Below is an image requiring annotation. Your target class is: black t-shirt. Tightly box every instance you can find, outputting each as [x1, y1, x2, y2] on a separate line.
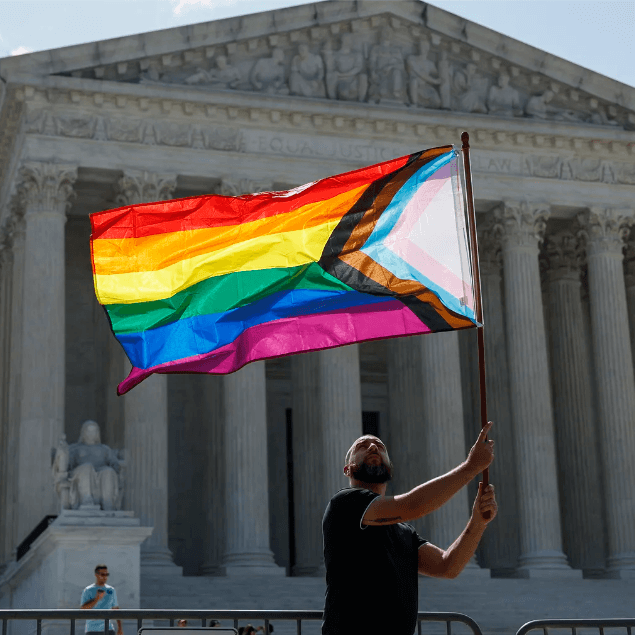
[322, 487, 427, 635]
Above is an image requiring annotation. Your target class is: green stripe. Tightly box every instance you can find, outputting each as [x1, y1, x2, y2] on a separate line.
[106, 262, 354, 334]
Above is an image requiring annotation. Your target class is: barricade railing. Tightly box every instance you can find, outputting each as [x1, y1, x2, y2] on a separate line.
[516, 619, 635, 635]
[0, 609, 483, 635]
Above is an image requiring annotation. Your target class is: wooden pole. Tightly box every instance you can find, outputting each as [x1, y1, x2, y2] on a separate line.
[460, 131, 490, 493]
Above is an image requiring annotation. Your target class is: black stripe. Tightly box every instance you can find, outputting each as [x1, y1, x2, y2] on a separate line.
[322, 258, 454, 332]
[319, 151, 424, 269]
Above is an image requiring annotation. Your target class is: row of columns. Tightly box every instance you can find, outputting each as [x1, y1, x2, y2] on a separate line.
[1, 159, 634, 579]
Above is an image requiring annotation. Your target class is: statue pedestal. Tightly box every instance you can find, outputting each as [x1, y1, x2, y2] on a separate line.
[0, 510, 152, 635]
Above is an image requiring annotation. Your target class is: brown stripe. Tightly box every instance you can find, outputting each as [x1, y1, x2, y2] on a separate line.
[339, 251, 473, 329]
[340, 146, 453, 256]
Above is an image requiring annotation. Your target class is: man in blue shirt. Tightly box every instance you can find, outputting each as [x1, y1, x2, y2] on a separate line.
[80, 565, 123, 635]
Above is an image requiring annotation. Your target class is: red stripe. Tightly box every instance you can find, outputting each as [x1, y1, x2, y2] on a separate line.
[90, 154, 412, 240]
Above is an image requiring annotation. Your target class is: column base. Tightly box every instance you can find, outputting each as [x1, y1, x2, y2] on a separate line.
[291, 564, 326, 577]
[517, 550, 581, 578]
[141, 546, 182, 576]
[200, 563, 227, 576]
[223, 551, 285, 576]
[605, 553, 635, 579]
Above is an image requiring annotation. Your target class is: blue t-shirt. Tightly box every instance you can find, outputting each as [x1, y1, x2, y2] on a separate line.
[80, 584, 119, 632]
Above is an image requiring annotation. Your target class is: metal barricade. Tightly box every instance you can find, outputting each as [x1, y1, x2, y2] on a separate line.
[0, 609, 483, 635]
[516, 618, 635, 635]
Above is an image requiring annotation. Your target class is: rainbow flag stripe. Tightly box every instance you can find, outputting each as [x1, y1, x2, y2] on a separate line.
[90, 146, 478, 395]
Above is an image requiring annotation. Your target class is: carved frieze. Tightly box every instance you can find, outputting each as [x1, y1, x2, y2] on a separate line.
[54, 15, 634, 130]
[24, 109, 245, 153]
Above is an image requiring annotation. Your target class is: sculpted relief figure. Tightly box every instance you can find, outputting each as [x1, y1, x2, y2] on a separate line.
[323, 34, 367, 102]
[184, 55, 242, 89]
[250, 48, 289, 95]
[289, 43, 326, 97]
[525, 90, 582, 122]
[454, 63, 488, 114]
[52, 420, 123, 511]
[437, 51, 453, 109]
[487, 73, 523, 117]
[406, 40, 441, 109]
[368, 31, 406, 103]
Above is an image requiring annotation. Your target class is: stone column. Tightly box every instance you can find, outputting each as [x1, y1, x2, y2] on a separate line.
[291, 346, 363, 575]
[0, 231, 12, 570]
[543, 231, 605, 573]
[579, 208, 635, 578]
[222, 362, 283, 575]
[476, 222, 520, 573]
[419, 332, 480, 567]
[116, 170, 180, 572]
[495, 201, 576, 576]
[15, 162, 77, 544]
[5, 211, 26, 564]
[624, 239, 635, 372]
[200, 375, 226, 575]
[387, 332, 481, 571]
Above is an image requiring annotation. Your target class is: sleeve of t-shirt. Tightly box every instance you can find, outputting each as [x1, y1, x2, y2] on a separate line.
[412, 526, 428, 550]
[328, 488, 380, 533]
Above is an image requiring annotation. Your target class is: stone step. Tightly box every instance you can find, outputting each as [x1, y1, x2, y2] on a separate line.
[141, 574, 635, 635]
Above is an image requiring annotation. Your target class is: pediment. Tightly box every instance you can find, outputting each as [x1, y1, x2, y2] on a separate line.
[1, 1, 634, 130]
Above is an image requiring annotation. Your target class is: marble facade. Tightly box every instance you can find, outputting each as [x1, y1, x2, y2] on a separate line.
[0, 0, 634, 585]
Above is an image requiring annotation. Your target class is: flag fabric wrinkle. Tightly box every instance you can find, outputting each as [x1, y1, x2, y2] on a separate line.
[90, 145, 478, 395]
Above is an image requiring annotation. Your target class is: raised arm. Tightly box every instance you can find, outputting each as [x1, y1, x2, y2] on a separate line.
[417, 483, 497, 578]
[363, 422, 494, 526]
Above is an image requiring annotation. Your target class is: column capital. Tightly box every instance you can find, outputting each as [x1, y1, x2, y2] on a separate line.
[219, 178, 274, 197]
[493, 201, 551, 251]
[17, 161, 78, 216]
[542, 231, 583, 283]
[114, 170, 177, 206]
[577, 207, 634, 258]
[624, 239, 635, 289]
[476, 219, 502, 274]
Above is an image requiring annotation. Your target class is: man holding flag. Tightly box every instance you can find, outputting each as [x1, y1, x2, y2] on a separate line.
[322, 422, 496, 635]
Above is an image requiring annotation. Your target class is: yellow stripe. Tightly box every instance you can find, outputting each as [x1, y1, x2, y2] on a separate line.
[94, 221, 339, 305]
[92, 185, 367, 275]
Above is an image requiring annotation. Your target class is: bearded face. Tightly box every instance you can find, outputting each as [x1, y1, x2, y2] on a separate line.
[350, 460, 393, 484]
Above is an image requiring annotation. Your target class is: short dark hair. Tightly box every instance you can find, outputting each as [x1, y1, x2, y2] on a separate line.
[94, 564, 108, 573]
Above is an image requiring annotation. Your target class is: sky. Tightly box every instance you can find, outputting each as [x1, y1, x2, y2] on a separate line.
[0, 0, 633, 88]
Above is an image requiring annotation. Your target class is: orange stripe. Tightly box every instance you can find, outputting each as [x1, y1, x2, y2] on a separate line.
[93, 185, 367, 275]
[339, 251, 473, 329]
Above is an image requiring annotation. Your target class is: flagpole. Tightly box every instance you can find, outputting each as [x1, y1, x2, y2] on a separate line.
[460, 131, 490, 494]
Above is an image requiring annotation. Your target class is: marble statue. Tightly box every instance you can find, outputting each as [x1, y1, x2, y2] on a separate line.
[289, 44, 326, 98]
[437, 51, 453, 109]
[250, 48, 289, 95]
[589, 103, 620, 126]
[323, 34, 367, 102]
[455, 63, 488, 114]
[184, 55, 242, 89]
[52, 420, 123, 511]
[487, 72, 523, 117]
[525, 90, 582, 122]
[368, 30, 406, 103]
[406, 40, 441, 109]
[139, 61, 164, 84]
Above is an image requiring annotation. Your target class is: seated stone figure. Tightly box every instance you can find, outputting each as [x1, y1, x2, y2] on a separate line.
[52, 420, 123, 511]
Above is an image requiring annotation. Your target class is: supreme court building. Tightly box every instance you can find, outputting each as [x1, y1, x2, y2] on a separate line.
[1, 0, 635, 588]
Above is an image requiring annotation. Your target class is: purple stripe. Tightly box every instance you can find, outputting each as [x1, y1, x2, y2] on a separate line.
[117, 300, 431, 395]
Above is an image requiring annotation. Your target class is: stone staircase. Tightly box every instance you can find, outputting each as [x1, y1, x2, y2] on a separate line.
[141, 572, 635, 635]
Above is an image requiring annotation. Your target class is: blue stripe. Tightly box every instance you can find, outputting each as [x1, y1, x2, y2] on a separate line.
[118, 288, 395, 369]
[360, 242, 476, 321]
[366, 150, 456, 245]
